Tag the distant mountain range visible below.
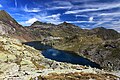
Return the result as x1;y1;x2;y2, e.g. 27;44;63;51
0;10;119;41
0;10;120;71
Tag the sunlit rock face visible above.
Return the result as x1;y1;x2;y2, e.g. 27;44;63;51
0;24;7;35
0;21;16;35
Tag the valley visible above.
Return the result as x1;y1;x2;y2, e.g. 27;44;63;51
0;10;120;80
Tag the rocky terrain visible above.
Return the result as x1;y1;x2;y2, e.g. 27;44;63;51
28;21;120;71
80;39;120;71
0;35;119;80
0;10;120;79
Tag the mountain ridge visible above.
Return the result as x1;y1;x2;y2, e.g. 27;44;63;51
0;10;119;39
0;10;120;71
0;10;16;22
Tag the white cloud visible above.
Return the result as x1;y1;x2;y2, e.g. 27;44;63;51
47;6;72;10
99;12;120;16
46;1;73;10
52;1;72;6
98;21;120;32
0;4;3;8
24;5;41;12
65;9;99;14
65;3;120;14
89;17;94;22
25;18;38;24
66;21;95;23
75;15;88;17
35;13;62;24
46;14;61;20
14;0;17;7
89;16;113;28
18;22;26;26
18;13;62;26
92;21;107;28
70;0;97;3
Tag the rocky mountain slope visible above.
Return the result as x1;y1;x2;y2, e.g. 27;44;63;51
0;35;119;80
80;39;120;71
0;10;37;41
90;27;120;40
0;10;120;71
0;10;119;42
0;10;17;24
29;21;120;71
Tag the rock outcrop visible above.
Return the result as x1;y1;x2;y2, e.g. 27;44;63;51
90;27;120;40
80;39;120;71
0;36;119;80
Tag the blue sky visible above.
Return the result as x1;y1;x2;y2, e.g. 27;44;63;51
0;0;120;32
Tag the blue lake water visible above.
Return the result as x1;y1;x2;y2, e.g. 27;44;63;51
23;41;101;68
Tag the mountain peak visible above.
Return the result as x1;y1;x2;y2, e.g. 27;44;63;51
93;27;106;30
62;21;69;25
0;10;6;13
59;21;73;25
0;10;15;22
92;27;119;33
31;21;55;26
58;21;80;28
91;27;120;40
31;21;46;26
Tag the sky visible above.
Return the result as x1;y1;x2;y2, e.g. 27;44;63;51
0;0;120;32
